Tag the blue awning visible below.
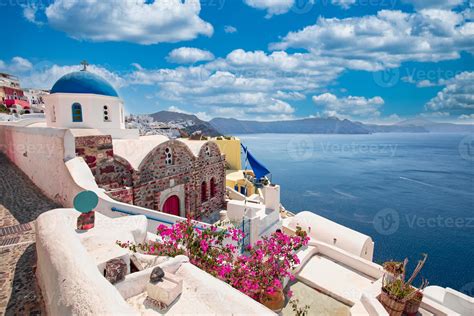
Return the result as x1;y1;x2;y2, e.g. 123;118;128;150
242;144;271;179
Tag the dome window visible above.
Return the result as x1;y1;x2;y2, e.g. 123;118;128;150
164;147;173;165
72;103;83;122
103;105;111;122
205;146;211;157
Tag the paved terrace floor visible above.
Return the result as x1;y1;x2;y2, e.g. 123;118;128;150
0;153;61;315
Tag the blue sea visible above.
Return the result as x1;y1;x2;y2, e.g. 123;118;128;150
238;133;474;292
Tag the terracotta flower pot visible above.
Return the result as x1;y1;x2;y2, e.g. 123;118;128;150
379;291;405;316
260;289;285;312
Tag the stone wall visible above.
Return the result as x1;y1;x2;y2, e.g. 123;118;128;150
105;187;134;204
193;142;226;216
75;135;134;191
132;140;226;220
74;136;226;220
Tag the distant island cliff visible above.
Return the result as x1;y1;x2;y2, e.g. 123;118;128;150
209;117;472;135
145;111;473;136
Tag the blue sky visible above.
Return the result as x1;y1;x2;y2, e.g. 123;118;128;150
1;0;473;123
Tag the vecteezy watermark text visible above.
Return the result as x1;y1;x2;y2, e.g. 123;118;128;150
287;137;399;161
321;142;398;157
406;215;474;229
374;208;474;235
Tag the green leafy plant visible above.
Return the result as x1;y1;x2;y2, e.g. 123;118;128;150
382;254;428;301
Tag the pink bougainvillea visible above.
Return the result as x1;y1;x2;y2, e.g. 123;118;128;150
117;218;309;303
223;231;308;300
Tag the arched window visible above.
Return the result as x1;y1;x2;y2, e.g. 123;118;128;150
210;178;216;198
201;181;207;203
164;147;173;165
103;105;111;122
72;103;83;122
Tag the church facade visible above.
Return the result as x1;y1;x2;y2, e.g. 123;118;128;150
44;66;226;220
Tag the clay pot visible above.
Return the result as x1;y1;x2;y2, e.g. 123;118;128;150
379;291;405;316
260;289;285;312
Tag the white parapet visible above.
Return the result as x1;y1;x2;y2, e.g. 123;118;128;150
227;199;265;222
423;286;473;315
35;209;139;315
284;211;375;261
36;208;275;315
262;184;280;212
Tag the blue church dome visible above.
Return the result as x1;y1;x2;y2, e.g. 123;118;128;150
51;70;119;97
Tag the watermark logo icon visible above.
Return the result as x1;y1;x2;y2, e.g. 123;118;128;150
287;135;314;161
373;208;400;235
292;0;314;14
373;68;400;88
458;134;474;162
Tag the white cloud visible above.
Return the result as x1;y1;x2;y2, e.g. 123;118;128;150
425;71;474;115
243;0;295;18
126;46;350;120
36;0;213;44
402;0;465;9
270;9;474;69
402;76;446;87
167;47;215;64
131;49;340;95
224;25;238;33
331;0;356;9
168;105;188;113
0;57;125;90
0;57;33;74
420;111;450;118
334;0;467;10
416;80;439;88
22;2;43;25
362;113;403;125
273;90;306;100
458;113;474;120
312;93;384;118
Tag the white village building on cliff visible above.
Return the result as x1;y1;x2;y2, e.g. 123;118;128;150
0;66;472;315
43;65;226;220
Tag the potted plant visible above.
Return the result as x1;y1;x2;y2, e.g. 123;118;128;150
379;254;428;316
404;290;424;316
383;260;404;283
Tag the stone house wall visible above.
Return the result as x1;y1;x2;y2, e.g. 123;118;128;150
74;136;226;220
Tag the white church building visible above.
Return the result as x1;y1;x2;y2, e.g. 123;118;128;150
44;64;137;139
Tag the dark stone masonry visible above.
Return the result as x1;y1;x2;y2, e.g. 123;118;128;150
0;153;61;315
75;136;226;221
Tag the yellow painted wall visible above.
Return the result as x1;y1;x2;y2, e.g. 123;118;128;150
226;178;255;196
213;137;242;170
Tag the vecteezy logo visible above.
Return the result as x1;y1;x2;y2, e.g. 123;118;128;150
291;0;314;14
373;68;400;88
287;135;314;161
458;134;474;162
373;208;400;235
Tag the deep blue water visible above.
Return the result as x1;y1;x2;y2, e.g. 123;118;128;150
238;133;474;292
